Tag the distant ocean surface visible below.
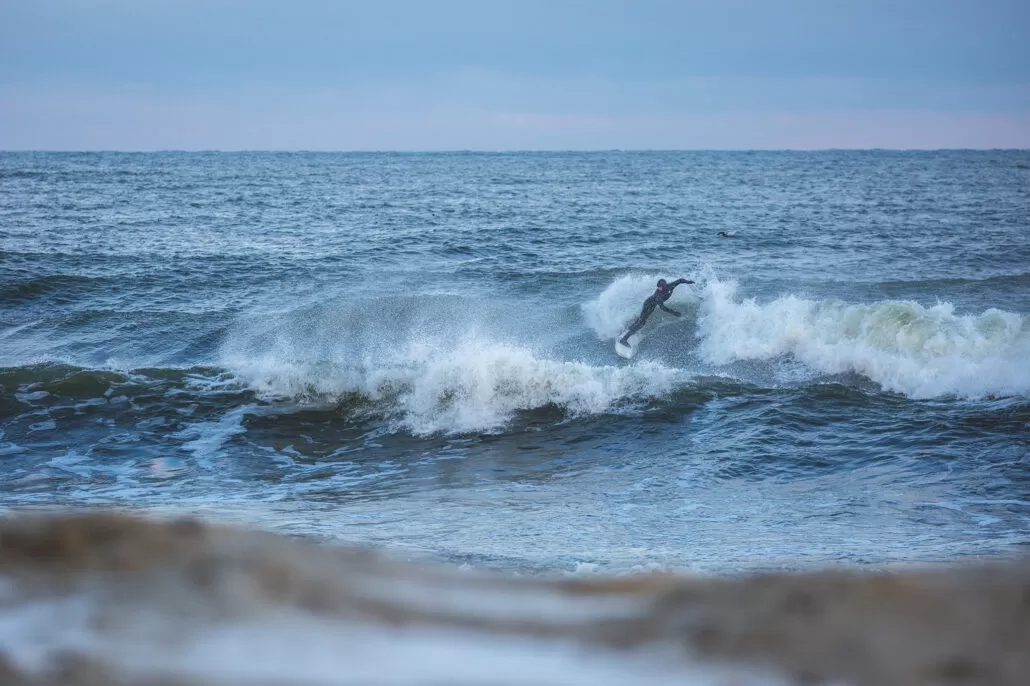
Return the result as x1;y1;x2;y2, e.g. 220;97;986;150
2;150;1028;574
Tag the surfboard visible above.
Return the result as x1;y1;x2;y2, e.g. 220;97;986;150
615;332;639;359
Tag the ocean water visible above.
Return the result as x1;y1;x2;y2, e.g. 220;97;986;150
2;150;1029;575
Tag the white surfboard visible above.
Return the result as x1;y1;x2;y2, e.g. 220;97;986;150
614;332;639;359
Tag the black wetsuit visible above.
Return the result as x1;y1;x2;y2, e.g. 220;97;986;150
620;279;691;345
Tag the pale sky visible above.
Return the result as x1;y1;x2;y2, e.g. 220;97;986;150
1;0;1028;150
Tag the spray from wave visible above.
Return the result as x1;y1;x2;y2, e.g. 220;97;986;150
221;295;685;435
581;273;697;341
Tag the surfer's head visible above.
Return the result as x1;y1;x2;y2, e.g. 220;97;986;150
656;279;667;291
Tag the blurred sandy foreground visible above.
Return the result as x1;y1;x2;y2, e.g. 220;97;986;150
0;513;1025;686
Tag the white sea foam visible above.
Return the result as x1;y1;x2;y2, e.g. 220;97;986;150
695;278;1030;398
226;337;684;435
170;406;250;470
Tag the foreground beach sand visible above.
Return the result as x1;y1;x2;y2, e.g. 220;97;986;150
0;513;1025;685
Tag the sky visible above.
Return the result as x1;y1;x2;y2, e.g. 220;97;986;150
1;0;1028;150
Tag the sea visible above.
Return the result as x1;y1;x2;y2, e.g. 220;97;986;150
1;150;1029;578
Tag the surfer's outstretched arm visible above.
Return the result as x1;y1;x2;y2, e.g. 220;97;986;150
670;278;694;289
659;303;681;316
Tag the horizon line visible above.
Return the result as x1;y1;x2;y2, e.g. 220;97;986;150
2;147;1029;154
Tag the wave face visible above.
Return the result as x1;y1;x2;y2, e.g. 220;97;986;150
2;150;1029;581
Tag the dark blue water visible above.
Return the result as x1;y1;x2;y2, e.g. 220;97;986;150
2;151;1028;573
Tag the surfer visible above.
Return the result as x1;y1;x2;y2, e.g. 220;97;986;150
619;278;693;347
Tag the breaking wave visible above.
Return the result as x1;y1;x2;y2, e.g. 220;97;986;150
221;296;686;434
220;274;1029;435
694;279;1030;399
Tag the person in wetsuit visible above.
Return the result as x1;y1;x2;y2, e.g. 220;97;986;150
619;278;694;347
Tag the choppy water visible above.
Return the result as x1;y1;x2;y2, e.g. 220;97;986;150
2;150;1029;574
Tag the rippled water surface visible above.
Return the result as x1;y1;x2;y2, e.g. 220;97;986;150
2;151;1028;573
